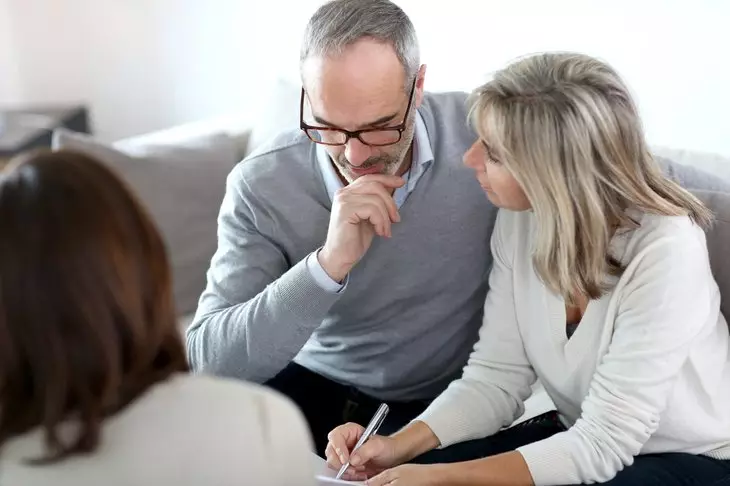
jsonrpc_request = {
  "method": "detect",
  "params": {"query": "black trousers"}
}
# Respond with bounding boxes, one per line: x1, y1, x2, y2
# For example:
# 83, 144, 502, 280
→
414, 411, 730, 485
264, 362, 431, 456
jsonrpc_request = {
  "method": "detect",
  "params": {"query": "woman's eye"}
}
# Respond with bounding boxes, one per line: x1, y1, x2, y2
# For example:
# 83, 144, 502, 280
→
480, 141, 501, 165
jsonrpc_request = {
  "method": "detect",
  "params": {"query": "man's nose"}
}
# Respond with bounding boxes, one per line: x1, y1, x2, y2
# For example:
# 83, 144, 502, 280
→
345, 138, 372, 167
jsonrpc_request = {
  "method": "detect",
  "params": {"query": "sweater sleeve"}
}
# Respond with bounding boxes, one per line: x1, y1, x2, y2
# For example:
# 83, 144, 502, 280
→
517, 228, 717, 485
185, 164, 342, 382
415, 210, 537, 445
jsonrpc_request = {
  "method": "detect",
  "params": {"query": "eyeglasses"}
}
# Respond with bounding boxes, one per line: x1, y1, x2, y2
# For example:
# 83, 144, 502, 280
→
300, 78, 416, 147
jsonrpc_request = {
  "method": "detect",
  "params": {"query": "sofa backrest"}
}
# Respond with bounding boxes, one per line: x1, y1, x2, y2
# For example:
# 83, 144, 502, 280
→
658, 156, 730, 321
694, 190, 730, 321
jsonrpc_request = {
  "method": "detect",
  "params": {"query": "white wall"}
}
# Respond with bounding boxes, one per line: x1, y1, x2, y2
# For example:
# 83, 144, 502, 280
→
2, 0, 729, 156
0, 0, 22, 104
399, 0, 730, 157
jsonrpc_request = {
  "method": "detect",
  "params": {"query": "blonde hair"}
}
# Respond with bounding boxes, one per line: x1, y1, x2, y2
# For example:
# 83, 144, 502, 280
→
470, 52, 713, 303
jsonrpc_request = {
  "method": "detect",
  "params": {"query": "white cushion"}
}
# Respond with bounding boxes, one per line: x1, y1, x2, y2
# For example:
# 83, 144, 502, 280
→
244, 77, 301, 158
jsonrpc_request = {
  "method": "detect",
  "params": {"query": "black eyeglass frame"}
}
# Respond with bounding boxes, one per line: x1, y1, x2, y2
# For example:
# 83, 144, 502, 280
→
299, 77, 417, 147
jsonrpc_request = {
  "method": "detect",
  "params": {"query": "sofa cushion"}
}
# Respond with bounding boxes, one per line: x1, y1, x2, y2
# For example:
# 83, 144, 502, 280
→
653, 147, 730, 184
655, 157, 730, 321
657, 156, 730, 192
52, 128, 238, 316
694, 190, 730, 321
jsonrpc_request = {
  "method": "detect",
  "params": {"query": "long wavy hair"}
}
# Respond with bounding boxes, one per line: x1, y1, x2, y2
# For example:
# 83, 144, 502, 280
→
469, 52, 713, 303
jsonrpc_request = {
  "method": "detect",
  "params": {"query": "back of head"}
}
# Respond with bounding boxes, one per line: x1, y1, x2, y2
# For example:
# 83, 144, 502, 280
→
0, 150, 187, 462
300, 0, 420, 88
470, 52, 712, 301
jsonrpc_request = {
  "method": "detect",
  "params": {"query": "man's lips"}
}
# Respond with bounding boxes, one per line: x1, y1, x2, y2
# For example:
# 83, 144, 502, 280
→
350, 165, 382, 175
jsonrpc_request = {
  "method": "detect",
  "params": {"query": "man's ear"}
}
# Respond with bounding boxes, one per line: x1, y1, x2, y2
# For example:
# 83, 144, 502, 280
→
414, 64, 427, 107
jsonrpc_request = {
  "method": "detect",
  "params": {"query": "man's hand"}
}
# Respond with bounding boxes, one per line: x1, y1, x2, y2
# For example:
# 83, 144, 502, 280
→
318, 174, 405, 282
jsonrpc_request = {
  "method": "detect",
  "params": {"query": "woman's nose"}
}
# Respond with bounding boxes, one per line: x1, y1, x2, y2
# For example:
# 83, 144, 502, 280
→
463, 142, 483, 170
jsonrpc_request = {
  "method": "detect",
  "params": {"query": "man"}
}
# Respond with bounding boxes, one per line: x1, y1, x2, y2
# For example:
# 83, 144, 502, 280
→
186, 0, 498, 454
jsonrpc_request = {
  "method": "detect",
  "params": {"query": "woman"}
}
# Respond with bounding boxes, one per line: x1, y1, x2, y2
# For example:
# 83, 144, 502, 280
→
325, 52, 730, 485
0, 150, 316, 486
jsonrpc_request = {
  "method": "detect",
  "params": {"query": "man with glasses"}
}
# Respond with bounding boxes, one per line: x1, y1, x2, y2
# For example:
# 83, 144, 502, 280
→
186, 0, 499, 455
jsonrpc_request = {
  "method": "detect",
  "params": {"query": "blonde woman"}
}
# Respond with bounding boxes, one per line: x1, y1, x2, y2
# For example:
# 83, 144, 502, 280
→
324, 53, 730, 485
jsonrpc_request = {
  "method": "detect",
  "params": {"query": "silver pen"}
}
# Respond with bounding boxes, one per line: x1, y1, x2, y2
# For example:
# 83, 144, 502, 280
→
335, 403, 390, 480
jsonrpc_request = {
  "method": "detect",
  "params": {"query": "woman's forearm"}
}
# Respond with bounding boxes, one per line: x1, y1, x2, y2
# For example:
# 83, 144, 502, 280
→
390, 420, 441, 464
438, 451, 535, 486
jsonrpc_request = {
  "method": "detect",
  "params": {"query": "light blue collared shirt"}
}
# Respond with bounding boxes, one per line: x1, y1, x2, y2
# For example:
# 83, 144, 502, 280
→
306, 112, 435, 292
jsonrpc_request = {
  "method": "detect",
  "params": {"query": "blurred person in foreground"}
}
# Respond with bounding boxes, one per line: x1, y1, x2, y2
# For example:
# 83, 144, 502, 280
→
0, 150, 316, 486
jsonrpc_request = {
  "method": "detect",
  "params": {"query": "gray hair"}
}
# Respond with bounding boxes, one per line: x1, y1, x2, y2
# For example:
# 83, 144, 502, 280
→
300, 0, 420, 90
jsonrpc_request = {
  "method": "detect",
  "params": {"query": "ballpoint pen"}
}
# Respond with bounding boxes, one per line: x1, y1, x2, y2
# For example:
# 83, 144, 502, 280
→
335, 402, 390, 480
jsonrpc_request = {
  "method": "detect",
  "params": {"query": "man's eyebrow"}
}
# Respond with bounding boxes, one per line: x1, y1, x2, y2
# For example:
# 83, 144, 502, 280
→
312, 112, 399, 130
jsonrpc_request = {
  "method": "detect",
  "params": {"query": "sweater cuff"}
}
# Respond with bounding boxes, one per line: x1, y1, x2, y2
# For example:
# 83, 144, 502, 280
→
516, 431, 578, 486
414, 415, 470, 450
275, 257, 343, 321
305, 249, 348, 294
412, 395, 486, 449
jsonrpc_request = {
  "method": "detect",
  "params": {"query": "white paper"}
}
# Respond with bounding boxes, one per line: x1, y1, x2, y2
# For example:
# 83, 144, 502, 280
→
312, 453, 365, 485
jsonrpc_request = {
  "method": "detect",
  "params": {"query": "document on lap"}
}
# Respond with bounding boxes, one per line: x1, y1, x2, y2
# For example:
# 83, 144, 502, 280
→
312, 453, 365, 485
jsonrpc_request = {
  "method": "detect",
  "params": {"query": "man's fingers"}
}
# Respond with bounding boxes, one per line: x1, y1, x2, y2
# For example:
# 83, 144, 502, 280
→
345, 197, 392, 237
351, 174, 406, 189
346, 181, 400, 223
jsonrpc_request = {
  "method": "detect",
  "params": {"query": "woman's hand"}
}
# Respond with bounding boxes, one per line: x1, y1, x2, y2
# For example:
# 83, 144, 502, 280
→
365, 464, 448, 486
325, 422, 400, 481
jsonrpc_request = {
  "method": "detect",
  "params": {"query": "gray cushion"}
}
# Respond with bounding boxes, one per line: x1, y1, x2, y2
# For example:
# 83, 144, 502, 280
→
52, 128, 239, 316
658, 157, 730, 322
657, 156, 730, 192
694, 190, 730, 321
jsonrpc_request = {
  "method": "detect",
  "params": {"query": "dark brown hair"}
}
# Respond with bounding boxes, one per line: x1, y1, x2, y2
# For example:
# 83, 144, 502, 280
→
0, 149, 188, 463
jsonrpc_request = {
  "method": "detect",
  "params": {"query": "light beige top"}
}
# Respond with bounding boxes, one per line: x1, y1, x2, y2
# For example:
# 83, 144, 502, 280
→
1, 374, 316, 486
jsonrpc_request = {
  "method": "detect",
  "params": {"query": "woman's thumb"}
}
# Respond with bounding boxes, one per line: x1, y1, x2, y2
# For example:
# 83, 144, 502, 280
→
349, 436, 385, 466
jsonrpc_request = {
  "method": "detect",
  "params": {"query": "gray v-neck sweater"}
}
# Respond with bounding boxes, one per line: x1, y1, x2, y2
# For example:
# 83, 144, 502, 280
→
186, 92, 498, 400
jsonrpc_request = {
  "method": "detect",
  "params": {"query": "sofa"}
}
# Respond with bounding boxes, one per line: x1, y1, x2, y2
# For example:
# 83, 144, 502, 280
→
52, 79, 730, 424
